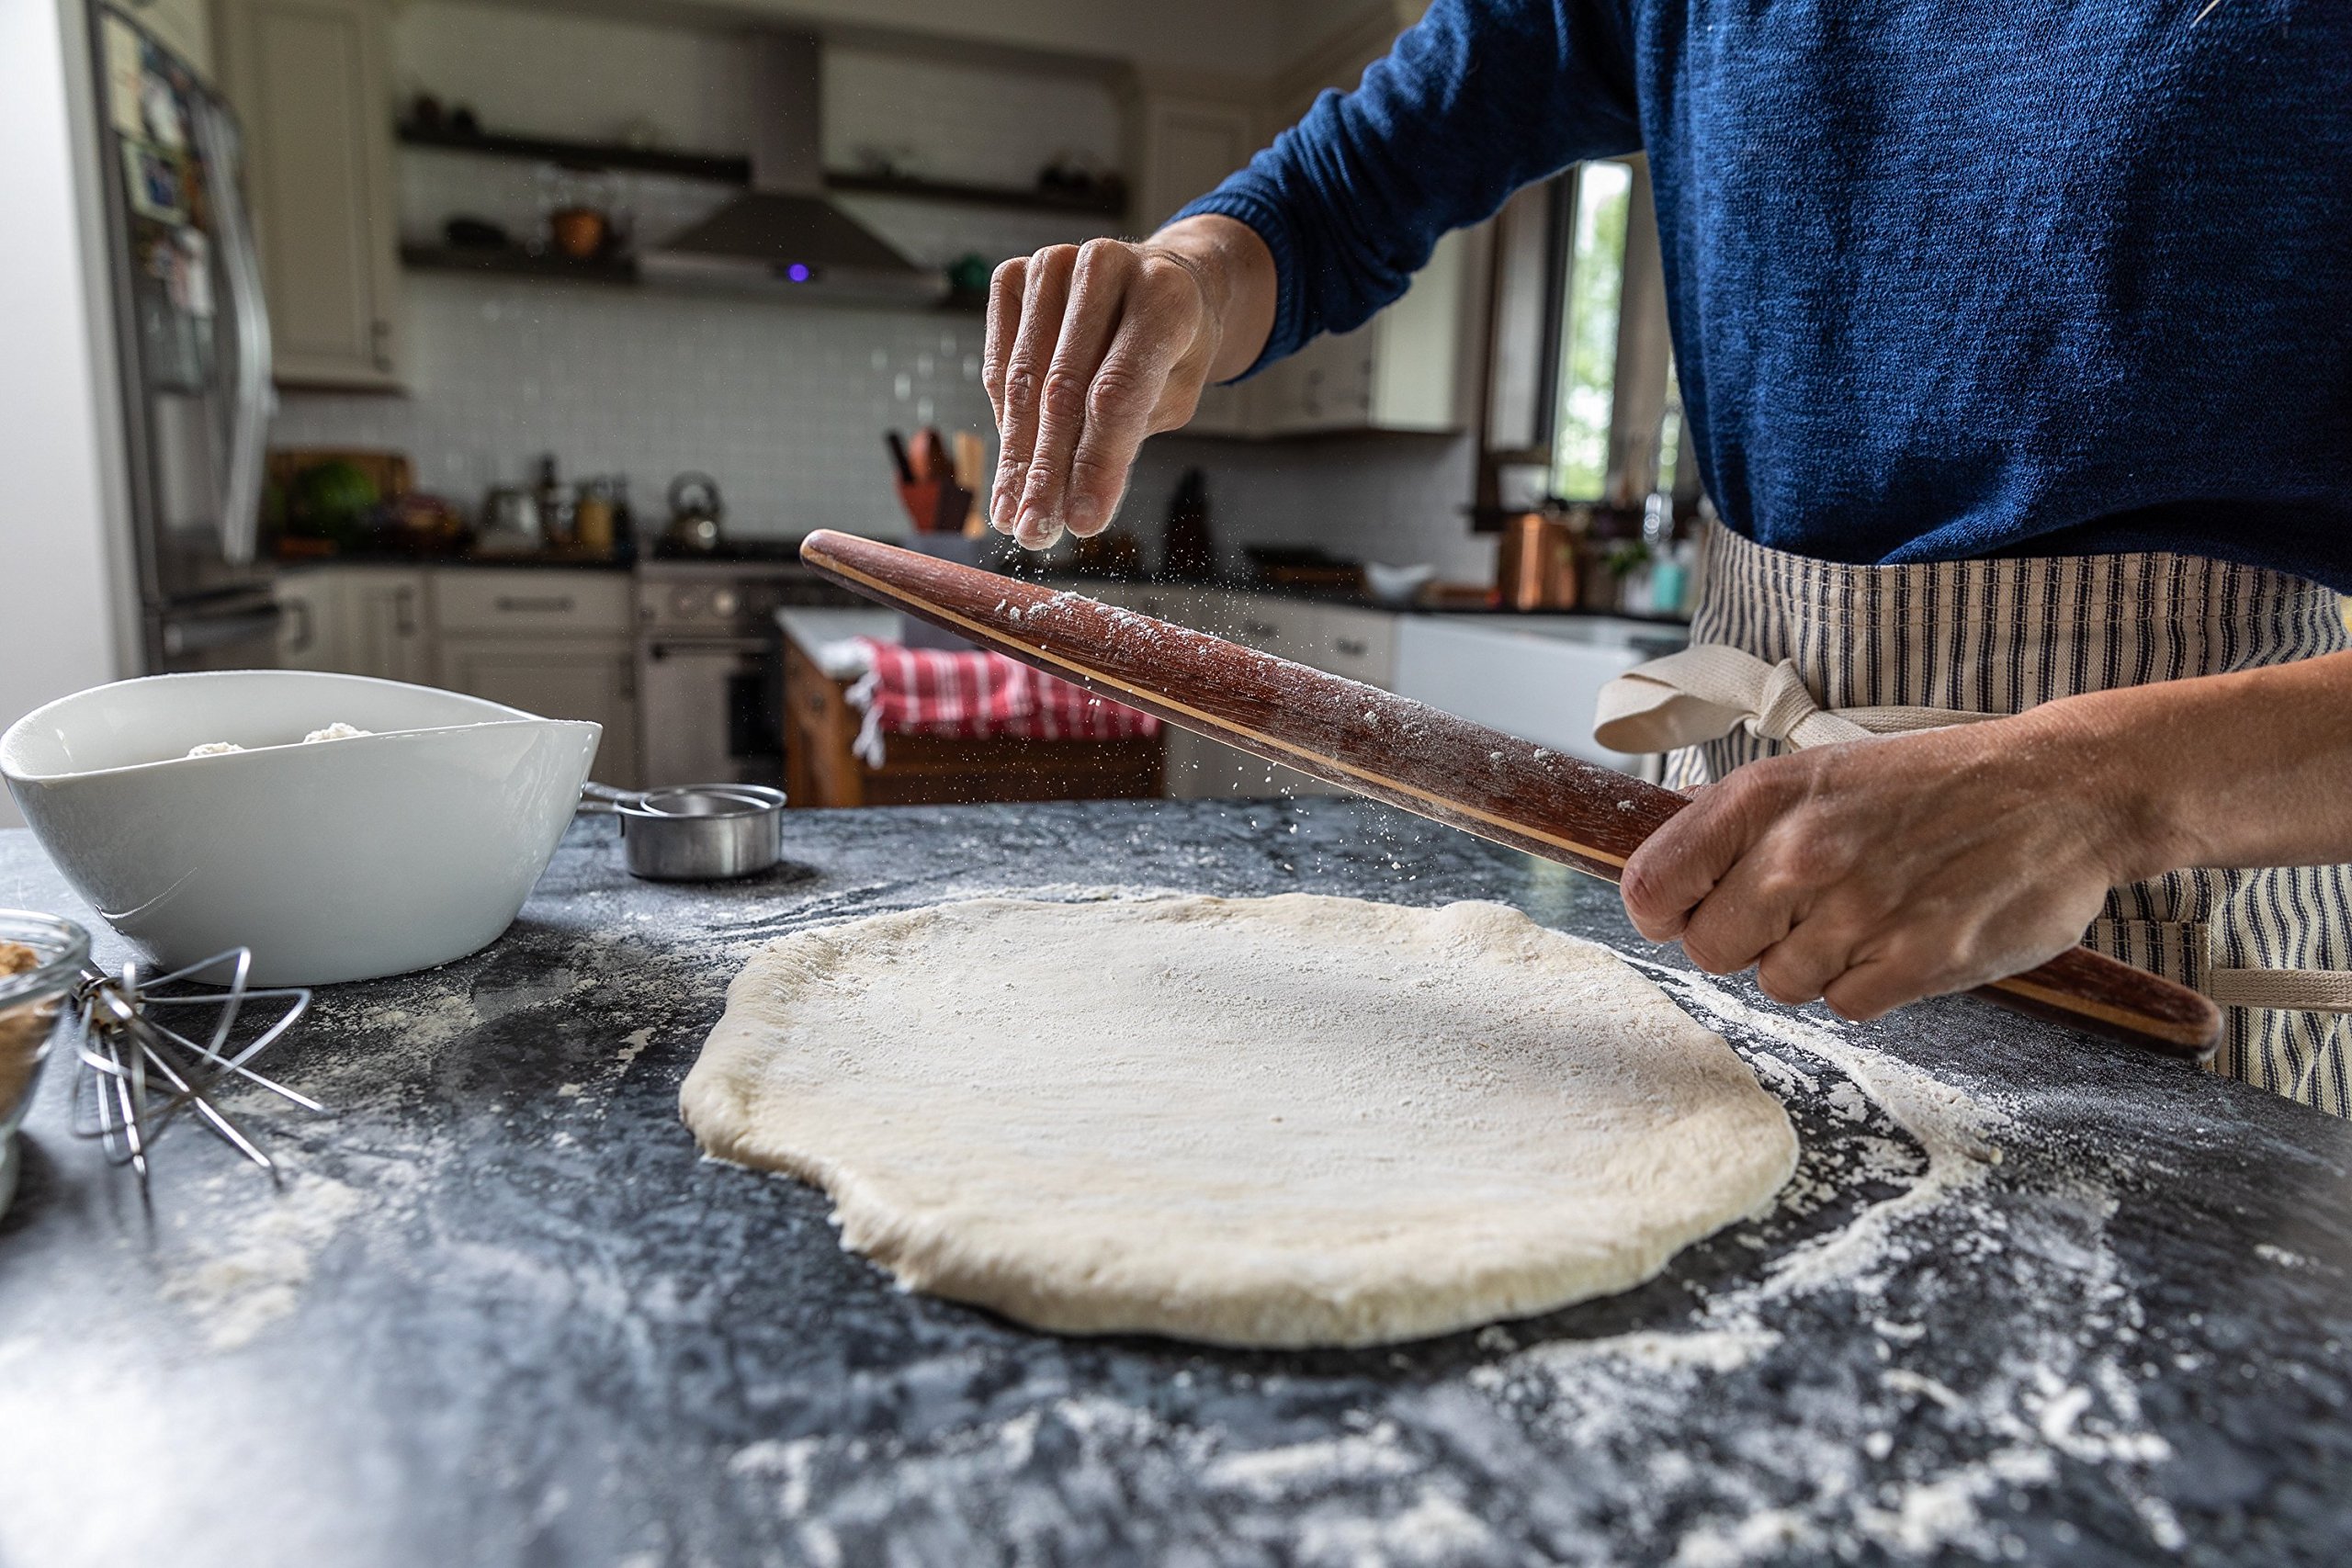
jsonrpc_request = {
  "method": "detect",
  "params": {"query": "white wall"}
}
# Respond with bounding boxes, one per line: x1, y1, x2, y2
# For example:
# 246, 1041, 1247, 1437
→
0, 0, 134, 828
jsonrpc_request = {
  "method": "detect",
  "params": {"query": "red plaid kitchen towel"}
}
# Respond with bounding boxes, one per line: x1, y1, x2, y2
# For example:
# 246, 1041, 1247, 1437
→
842, 637, 1159, 764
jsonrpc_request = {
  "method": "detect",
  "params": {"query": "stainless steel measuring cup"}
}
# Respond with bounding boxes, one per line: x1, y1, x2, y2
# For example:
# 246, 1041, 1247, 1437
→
579, 782, 787, 881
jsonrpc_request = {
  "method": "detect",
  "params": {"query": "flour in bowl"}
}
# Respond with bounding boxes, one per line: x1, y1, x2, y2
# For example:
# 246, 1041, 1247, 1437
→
184, 722, 372, 760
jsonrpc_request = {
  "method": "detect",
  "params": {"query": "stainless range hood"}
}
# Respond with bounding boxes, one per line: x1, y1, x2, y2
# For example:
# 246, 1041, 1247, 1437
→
640, 34, 946, 304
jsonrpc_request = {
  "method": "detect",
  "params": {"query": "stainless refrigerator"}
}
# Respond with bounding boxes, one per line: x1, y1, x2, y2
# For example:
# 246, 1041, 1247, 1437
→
86, 2, 277, 671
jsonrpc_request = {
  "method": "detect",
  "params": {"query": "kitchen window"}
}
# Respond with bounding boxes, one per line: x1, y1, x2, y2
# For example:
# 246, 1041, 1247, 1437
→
1481, 155, 1679, 513
1552, 159, 1633, 501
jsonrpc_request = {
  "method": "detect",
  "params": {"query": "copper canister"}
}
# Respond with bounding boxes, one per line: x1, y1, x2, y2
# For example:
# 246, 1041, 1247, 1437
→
1497, 513, 1578, 610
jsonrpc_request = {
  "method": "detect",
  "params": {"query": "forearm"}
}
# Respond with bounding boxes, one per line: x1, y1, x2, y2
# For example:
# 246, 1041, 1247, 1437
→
2043, 649, 2352, 876
1173, 0, 1638, 369
1145, 216, 1277, 384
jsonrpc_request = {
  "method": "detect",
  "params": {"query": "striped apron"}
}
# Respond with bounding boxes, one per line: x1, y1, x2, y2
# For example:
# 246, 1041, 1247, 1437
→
1594, 523, 2352, 1116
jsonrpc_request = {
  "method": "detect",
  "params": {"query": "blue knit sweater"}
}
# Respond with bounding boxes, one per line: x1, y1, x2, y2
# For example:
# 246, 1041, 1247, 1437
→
1179, 1, 2352, 591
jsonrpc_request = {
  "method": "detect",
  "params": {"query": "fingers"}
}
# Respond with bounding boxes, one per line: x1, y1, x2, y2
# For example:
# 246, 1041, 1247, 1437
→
1060, 293, 1194, 538
1821, 949, 1939, 1022
989, 246, 1078, 538
1754, 921, 1860, 1007
1016, 242, 1135, 543
983, 242, 1214, 551
1677, 850, 1810, 976
979, 255, 1027, 430
1620, 769, 1782, 942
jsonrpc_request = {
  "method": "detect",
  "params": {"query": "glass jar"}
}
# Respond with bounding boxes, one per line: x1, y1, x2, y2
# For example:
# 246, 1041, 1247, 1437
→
0, 909, 92, 1217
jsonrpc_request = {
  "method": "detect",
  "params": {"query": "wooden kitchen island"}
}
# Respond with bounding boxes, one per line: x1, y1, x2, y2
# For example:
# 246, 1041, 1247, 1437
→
778, 607, 1163, 808
0, 801, 2346, 1566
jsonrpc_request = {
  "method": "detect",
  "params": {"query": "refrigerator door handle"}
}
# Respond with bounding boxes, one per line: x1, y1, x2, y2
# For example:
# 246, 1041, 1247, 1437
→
195, 97, 275, 568
163, 602, 285, 659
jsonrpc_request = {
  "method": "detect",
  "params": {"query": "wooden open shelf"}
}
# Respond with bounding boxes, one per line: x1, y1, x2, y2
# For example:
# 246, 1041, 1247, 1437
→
395, 120, 751, 183
398, 243, 638, 286
394, 120, 1126, 218
823, 169, 1125, 219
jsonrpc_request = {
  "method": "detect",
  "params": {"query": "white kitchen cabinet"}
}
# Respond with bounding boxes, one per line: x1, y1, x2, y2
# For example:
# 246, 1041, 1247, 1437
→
1247, 220, 1476, 439
431, 570, 632, 637
273, 566, 429, 680
1304, 604, 1397, 689
216, 0, 402, 389
274, 570, 340, 671
437, 636, 639, 787
343, 568, 432, 682
1145, 591, 1397, 800
1136, 88, 1259, 438
430, 570, 639, 787
1391, 615, 1678, 781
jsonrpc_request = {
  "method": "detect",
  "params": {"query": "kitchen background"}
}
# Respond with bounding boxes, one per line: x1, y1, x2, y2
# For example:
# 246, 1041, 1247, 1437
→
6, 0, 1701, 820
267, 0, 1497, 576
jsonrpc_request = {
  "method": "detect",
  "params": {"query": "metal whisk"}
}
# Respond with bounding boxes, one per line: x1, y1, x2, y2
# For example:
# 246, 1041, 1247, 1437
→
70, 948, 324, 1195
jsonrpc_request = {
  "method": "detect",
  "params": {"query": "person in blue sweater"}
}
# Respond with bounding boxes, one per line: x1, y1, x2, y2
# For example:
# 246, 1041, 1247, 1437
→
978, 0, 2352, 1113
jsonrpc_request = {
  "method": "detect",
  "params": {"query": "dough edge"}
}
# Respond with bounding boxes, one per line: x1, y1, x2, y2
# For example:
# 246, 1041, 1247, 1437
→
681, 895, 1800, 1348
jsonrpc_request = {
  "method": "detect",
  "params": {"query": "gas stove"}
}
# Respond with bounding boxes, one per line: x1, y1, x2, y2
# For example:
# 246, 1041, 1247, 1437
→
636, 555, 858, 637
635, 555, 858, 788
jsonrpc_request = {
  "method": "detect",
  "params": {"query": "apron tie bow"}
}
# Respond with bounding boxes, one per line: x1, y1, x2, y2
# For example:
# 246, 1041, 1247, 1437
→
1593, 644, 1996, 756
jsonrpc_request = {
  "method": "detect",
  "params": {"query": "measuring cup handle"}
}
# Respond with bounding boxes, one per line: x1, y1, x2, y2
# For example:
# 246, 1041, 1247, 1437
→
579, 780, 640, 815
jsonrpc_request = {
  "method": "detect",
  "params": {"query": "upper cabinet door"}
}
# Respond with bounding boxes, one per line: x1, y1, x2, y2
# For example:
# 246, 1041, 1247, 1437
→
216, 0, 401, 389
1137, 91, 1259, 438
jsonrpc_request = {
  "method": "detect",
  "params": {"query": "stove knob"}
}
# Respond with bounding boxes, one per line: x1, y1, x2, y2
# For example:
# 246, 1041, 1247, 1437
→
712, 588, 740, 617
672, 588, 701, 619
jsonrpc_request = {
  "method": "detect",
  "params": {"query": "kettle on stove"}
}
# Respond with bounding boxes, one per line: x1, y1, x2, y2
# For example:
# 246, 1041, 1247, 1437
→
663, 472, 725, 555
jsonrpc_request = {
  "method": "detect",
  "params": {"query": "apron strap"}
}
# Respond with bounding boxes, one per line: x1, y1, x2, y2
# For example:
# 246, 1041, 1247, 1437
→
1593, 644, 2001, 755
1596, 644, 2352, 1016
2205, 967, 2352, 1012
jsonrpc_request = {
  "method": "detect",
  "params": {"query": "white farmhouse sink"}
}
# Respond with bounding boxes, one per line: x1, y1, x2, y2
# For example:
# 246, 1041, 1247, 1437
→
1392, 615, 1686, 781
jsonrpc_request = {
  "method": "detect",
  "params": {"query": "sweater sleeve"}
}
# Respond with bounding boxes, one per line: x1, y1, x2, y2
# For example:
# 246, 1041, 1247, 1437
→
1174, 0, 1641, 377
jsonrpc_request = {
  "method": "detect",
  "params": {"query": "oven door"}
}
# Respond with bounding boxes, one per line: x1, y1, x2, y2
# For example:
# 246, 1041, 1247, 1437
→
637, 636, 783, 788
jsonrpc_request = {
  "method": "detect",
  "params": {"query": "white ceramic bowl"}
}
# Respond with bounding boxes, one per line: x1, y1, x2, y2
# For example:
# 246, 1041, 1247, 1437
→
1365, 561, 1438, 606
2, 671, 599, 985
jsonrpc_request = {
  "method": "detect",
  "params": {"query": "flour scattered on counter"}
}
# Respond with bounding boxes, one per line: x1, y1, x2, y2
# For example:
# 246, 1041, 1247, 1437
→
1203, 1426, 1419, 1497
1439, 962, 2185, 1566
1490, 1326, 1783, 1382
1295, 1487, 1497, 1566
357, 992, 480, 1054
163, 1173, 361, 1350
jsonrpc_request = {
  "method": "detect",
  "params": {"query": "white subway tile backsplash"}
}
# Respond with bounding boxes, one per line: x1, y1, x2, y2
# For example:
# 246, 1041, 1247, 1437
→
273, 276, 1494, 582
270, 276, 997, 538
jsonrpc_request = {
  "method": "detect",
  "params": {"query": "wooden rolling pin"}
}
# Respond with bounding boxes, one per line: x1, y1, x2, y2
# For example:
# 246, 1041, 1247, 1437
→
799, 531, 2222, 1061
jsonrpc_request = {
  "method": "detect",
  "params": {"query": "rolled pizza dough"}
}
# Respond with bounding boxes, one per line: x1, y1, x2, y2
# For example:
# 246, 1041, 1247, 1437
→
681, 894, 1797, 1348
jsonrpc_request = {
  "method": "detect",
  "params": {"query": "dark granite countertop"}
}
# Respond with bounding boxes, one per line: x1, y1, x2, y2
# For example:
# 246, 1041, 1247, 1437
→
0, 801, 2344, 1567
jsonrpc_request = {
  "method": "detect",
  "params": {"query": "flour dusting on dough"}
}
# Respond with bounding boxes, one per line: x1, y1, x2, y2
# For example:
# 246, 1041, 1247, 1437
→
684, 895, 1798, 1348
